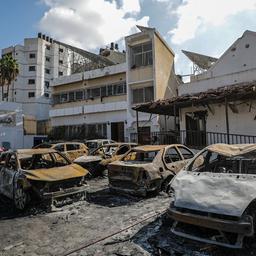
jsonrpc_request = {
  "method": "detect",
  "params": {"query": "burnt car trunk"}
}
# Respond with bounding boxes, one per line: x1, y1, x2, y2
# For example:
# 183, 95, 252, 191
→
108, 163, 152, 196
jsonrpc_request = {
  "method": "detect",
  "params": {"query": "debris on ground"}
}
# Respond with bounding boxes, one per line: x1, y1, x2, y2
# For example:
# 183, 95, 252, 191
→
0, 177, 256, 256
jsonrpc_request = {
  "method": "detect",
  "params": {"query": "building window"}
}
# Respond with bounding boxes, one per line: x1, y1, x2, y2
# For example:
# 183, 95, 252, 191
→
59, 71, 63, 76
132, 86, 154, 104
28, 92, 35, 98
46, 45, 51, 50
91, 88, 101, 98
101, 86, 107, 97
44, 93, 49, 98
75, 91, 83, 100
45, 56, 50, 62
59, 60, 63, 65
107, 85, 113, 96
131, 42, 153, 68
59, 48, 64, 53
53, 95, 60, 104
29, 53, 36, 59
60, 93, 68, 103
29, 66, 36, 71
45, 68, 50, 74
53, 82, 126, 104
28, 79, 35, 84
144, 86, 154, 102
69, 92, 75, 102
44, 81, 50, 88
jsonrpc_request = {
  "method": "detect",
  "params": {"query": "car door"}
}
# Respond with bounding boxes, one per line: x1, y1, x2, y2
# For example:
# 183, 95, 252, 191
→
176, 145, 194, 165
0, 153, 18, 199
163, 146, 187, 174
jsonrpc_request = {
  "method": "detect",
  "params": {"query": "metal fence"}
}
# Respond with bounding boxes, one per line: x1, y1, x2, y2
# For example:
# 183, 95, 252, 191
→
131, 130, 256, 148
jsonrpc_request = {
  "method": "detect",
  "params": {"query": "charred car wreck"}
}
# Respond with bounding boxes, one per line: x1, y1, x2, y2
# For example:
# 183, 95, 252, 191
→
0, 149, 88, 210
167, 143, 256, 248
108, 145, 194, 196
74, 143, 137, 177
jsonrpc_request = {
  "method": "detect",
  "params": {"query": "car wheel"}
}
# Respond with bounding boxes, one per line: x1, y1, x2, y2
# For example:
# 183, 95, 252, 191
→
244, 203, 256, 248
14, 185, 29, 210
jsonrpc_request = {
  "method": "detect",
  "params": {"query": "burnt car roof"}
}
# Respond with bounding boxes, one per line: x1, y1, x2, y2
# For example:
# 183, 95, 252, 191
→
16, 148, 57, 154
207, 143, 256, 157
133, 144, 184, 152
101, 143, 137, 146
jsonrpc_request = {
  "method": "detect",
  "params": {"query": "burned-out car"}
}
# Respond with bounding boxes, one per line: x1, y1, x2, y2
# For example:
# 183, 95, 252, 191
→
0, 149, 88, 210
74, 143, 137, 176
85, 139, 115, 153
108, 145, 194, 196
34, 142, 88, 161
167, 143, 256, 248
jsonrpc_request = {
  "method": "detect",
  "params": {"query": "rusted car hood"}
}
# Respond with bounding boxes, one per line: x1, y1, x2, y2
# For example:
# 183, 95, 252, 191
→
74, 155, 102, 164
23, 164, 88, 182
172, 170, 256, 217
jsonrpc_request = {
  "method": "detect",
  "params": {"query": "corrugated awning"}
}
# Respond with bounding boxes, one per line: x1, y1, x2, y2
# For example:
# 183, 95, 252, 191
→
132, 82, 256, 116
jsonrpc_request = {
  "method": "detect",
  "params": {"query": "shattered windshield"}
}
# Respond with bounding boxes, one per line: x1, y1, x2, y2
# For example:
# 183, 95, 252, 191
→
19, 152, 70, 170
190, 150, 256, 174
123, 150, 159, 163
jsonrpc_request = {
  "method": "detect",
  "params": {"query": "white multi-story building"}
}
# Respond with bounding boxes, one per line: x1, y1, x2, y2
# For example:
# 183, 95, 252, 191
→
50, 26, 180, 143
134, 30, 256, 147
1, 33, 115, 122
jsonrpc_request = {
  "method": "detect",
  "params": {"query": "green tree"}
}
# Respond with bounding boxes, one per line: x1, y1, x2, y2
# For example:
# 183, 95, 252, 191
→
0, 55, 19, 101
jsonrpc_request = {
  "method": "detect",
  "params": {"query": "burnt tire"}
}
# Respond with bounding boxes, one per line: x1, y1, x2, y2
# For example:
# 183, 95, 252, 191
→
14, 186, 29, 211
244, 204, 256, 248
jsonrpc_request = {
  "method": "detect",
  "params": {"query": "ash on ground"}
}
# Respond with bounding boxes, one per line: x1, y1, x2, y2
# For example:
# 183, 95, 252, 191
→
0, 178, 255, 256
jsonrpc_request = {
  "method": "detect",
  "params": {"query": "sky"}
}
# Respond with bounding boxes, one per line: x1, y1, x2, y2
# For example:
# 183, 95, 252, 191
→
1, 0, 256, 75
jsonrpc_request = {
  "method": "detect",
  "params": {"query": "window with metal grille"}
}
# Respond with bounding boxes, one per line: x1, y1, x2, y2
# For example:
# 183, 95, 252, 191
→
132, 86, 154, 104
131, 42, 153, 68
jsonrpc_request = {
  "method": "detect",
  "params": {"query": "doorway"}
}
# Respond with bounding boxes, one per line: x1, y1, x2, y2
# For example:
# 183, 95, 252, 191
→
111, 122, 124, 142
185, 111, 207, 147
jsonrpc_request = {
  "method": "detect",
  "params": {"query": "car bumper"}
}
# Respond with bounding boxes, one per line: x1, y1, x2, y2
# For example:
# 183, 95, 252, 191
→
109, 180, 159, 197
41, 184, 88, 199
167, 206, 253, 248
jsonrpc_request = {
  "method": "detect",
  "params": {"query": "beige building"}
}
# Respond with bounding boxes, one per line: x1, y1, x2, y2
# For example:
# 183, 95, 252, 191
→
50, 26, 179, 142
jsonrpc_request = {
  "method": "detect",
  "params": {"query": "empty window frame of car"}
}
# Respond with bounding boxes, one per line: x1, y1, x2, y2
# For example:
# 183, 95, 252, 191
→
164, 147, 181, 164
189, 149, 256, 174
66, 144, 80, 151
115, 145, 130, 155
177, 146, 194, 160
18, 152, 69, 170
124, 150, 159, 163
54, 144, 65, 152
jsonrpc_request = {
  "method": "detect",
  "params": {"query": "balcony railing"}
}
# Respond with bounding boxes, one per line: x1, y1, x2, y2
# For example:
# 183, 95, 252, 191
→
131, 130, 256, 148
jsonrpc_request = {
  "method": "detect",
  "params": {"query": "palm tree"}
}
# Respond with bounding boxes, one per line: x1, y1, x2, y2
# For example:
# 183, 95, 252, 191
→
0, 58, 5, 101
0, 55, 19, 101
